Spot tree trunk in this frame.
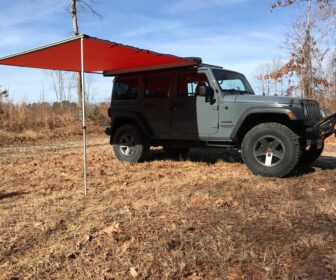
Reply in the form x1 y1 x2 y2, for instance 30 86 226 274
303 0 313 99
71 0 83 107
333 53 336 93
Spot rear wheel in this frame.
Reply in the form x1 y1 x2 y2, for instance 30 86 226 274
113 124 149 162
241 123 301 177
300 143 324 165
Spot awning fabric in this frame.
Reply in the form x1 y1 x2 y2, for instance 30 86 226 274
0 34 198 197
0 34 197 74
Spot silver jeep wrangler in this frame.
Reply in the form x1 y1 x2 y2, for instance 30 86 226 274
105 61 336 177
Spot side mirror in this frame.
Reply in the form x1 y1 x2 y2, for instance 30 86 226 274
205 87 215 103
198 85 207 97
199 86 215 104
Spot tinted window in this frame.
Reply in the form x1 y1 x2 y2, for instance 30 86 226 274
114 78 139 100
178 73 209 97
144 75 170 97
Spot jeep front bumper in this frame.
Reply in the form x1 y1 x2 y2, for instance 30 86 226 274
315 112 336 138
306 112 336 146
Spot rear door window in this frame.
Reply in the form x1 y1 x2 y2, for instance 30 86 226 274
144 75 170 98
114 78 139 100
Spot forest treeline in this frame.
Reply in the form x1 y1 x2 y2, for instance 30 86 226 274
0 0 335 138
255 0 336 113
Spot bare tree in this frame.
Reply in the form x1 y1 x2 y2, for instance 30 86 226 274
304 0 313 98
84 74 96 102
48 71 71 104
0 86 8 101
318 1 336 94
270 0 335 99
255 63 271 96
272 0 335 9
71 0 82 107
0 86 8 119
69 0 102 106
255 58 288 96
272 0 314 98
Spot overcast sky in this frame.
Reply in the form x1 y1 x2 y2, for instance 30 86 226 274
0 0 297 103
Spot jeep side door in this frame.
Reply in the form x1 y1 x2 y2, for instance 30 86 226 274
172 71 219 139
213 69 255 139
141 73 172 138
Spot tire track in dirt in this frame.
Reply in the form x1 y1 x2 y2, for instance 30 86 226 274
0 137 109 157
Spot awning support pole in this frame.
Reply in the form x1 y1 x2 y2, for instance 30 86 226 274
80 36 87 197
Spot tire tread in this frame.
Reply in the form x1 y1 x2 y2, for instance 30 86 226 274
241 122 301 177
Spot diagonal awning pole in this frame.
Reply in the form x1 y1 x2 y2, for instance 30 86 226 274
80 36 87 197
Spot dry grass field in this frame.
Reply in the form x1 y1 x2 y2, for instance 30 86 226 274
0 136 336 279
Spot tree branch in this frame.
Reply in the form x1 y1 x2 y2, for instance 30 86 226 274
78 0 103 20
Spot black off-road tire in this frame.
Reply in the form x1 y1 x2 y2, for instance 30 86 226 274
299 143 324 165
241 123 301 177
113 124 149 163
163 146 190 157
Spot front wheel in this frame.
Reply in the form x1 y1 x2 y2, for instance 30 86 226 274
241 123 301 177
113 124 149 163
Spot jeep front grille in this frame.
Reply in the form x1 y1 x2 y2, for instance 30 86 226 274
302 101 322 122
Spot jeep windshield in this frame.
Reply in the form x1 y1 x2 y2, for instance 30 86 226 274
213 69 254 95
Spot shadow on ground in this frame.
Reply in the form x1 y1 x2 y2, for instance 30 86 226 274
314 156 336 169
149 148 336 170
294 155 336 176
149 148 242 164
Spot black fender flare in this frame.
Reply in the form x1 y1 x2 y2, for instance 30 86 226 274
110 112 153 139
230 107 300 140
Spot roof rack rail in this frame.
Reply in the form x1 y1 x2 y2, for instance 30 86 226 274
184 57 202 65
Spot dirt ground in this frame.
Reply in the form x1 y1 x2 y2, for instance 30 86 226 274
0 136 336 280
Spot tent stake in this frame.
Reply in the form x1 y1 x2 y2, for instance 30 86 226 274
80 36 87 197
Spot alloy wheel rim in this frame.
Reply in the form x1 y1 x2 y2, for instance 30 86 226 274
119 133 136 156
253 135 285 167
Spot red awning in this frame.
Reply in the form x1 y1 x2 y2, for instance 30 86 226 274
0 34 197 74
0 34 199 196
